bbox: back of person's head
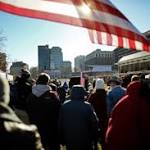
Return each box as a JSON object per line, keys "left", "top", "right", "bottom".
{"left": 122, "top": 74, "right": 132, "bottom": 88}
{"left": 109, "top": 76, "right": 121, "bottom": 86}
{"left": 140, "top": 79, "right": 150, "bottom": 100}
{"left": 0, "top": 77, "right": 10, "bottom": 105}
{"left": 140, "top": 73, "right": 145, "bottom": 80}
{"left": 36, "top": 73, "right": 50, "bottom": 85}
{"left": 95, "top": 78, "right": 105, "bottom": 90}
{"left": 49, "top": 83, "right": 57, "bottom": 91}
{"left": 21, "top": 69, "right": 31, "bottom": 80}
{"left": 131, "top": 75, "right": 139, "bottom": 82}
{"left": 71, "top": 85, "right": 86, "bottom": 100}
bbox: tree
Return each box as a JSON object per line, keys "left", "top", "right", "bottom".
{"left": 0, "top": 52, "right": 7, "bottom": 72}
{"left": 0, "top": 30, "right": 7, "bottom": 72}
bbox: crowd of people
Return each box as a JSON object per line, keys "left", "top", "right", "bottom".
{"left": 0, "top": 68, "right": 150, "bottom": 150}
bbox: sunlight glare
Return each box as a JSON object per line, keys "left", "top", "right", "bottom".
{"left": 80, "top": 3, "right": 91, "bottom": 16}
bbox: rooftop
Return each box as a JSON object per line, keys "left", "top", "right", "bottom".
{"left": 118, "top": 51, "right": 150, "bottom": 64}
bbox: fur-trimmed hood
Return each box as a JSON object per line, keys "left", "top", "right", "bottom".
{"left": 32, "top": 84, "right": 51, "bottom": 97}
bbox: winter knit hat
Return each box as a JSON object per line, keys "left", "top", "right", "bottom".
{"left": 37, "top": 73, "right": 50, "bottom": 85}
{"left": 95, "top": 78, "right": 105, "bottom": 90}
{"left": 0, "top": 76, "right": 10, "bottom": 104}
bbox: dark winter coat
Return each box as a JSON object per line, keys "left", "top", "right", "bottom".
{"left": 0, "top": 103, "right": 43, "bottom": 150}
{"left": 58, "top": 85, "right": 98, "bottom": 150}
{"left": 88, "top": 89, "right": 108, "bottom": 148}
{"left": 105, "top": 81, "right": 150, "bottom": 150}
{"left": 27, "top": 84, "right": 61, "bottom": 150}
{"left": 10, "top": 78, "right": 32, "bottom": 110}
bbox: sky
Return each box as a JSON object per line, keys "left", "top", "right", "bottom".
{"left": 0, "top": 0, "right": 150, "bottom": 69}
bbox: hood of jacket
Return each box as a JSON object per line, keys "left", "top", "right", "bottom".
{"left": 70, "top": 85, "right": 86, "bottom": 101}
{"left": 32, "top": 84, "right": 51, "bottom": 97}
{"left": 0, "top": 103, "right": 22, "bottom": 123}
{"left": 127, "top": 81, "right": 141, "bottom": 97}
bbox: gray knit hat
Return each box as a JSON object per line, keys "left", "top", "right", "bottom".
{"left": 0, "top": 77, "right": 10, "bottom": 104}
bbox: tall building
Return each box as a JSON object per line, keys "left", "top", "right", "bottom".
{"left": 38, "top": 45, "right": 50, "bottom": 72}
{"left": 74, "top": 55, "right": 86, "bottom": 72}
{"left": 50, "top": 47, "right": 63, "bottom": 70}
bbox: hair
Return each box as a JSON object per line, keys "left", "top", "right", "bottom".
{"left": 21, "top": 69, "right": 31, "bottom": 79}
{"left": 36, "top": 73, "right": 50, "bottom": 85}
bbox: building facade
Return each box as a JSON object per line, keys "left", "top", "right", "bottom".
{"left": 50, "top": 47, "right": 63, "bottom": 70}
{"left": 74, "top": 55, "right": 86, "bottom": 72}
{"left": 85, "top": 49, "right": 113, "bottom": 71}
{"left": 38, "top": 45, "right": 50, "bottom": 72}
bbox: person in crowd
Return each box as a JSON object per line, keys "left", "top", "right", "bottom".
{"left": 105, "top": 79, "right": 150, "bottom": 150}
{"left": 26, "top": 73, "right": 61, "bottom": 150}
{"left": 131, "top": 74, "right": 139, "bottom": 82}
{"left": 0, "top": 76, "right": 44, "bottom": 150}
{"left": 10, "top": 68, "right": 32, "bottom": 110}
{"left": 107, "top": 76, "right": 126, "bottom": 115}
{"left": 121, "top": 74, "right": 132, "bottom": 88}
{"left": 58, "top": 85, "right": 99, "bottom": 150}
{"left": 57, "top": 81, "right": 67, "bottom": 104}
{"left": 88, "top": 78, "right": 108, "bottom": 150}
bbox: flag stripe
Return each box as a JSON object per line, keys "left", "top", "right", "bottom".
{"left": 97, "top": 31, "right": 102, "bottom": 44}
{"left": 49, "top": 0, "right": 129, "bottom": 20}
{"left": 0, "top": 0, "right": 141, "bottom": 35}
{"left": 106, "top": 33, "right": 112, "bottom": 45}
{"left": 128, "top": 39, "right": 136, "bottom": 50}
{"left": 87, "top": 0, "right": 128, "bottom": 21}
{"left": 0, "top": 0, "right": 149, "bottom": 51}
{"left": 0, "top": 1, "right": 148, "bottom": 45}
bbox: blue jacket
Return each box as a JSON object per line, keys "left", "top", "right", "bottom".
{"left": 107, "top": 86, "right": 126, "bottom": 115}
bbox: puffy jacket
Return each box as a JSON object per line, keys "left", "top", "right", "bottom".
{"left": 0, "top": 103, "right": 43, "bottom": 150}
{"left": 58, "top": 85, "right": 98, "bottom": 150}
{"left": 105, "top": 81, "right": 150, "bottom": 150}
{"left": 27, "top": 84, "right": 61, "bottom": 150}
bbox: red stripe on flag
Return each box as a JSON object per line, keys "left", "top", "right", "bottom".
{"left": 86, "top": 0, "right": 128, "bottom": 21}
{"left": 128, "top": 39, "right": 136, "bottom": 50}
{"left": 106, "top": 33, "right": 112, "bottom": 46}
{"left": 97, "top": 31, "right": 102, "bottom": 44}
{"left": 143, "top": 42, "right": 149, "bottom": 52}
{"left": 88, "top": 30, "right": 95, "bottom": 43}
{"left": 118, "top": 36, "right": 124, "bottom": 48}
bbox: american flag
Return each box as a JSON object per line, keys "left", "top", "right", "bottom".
{"left": 0, "top": 0, "right": 150, "bottom": 51}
